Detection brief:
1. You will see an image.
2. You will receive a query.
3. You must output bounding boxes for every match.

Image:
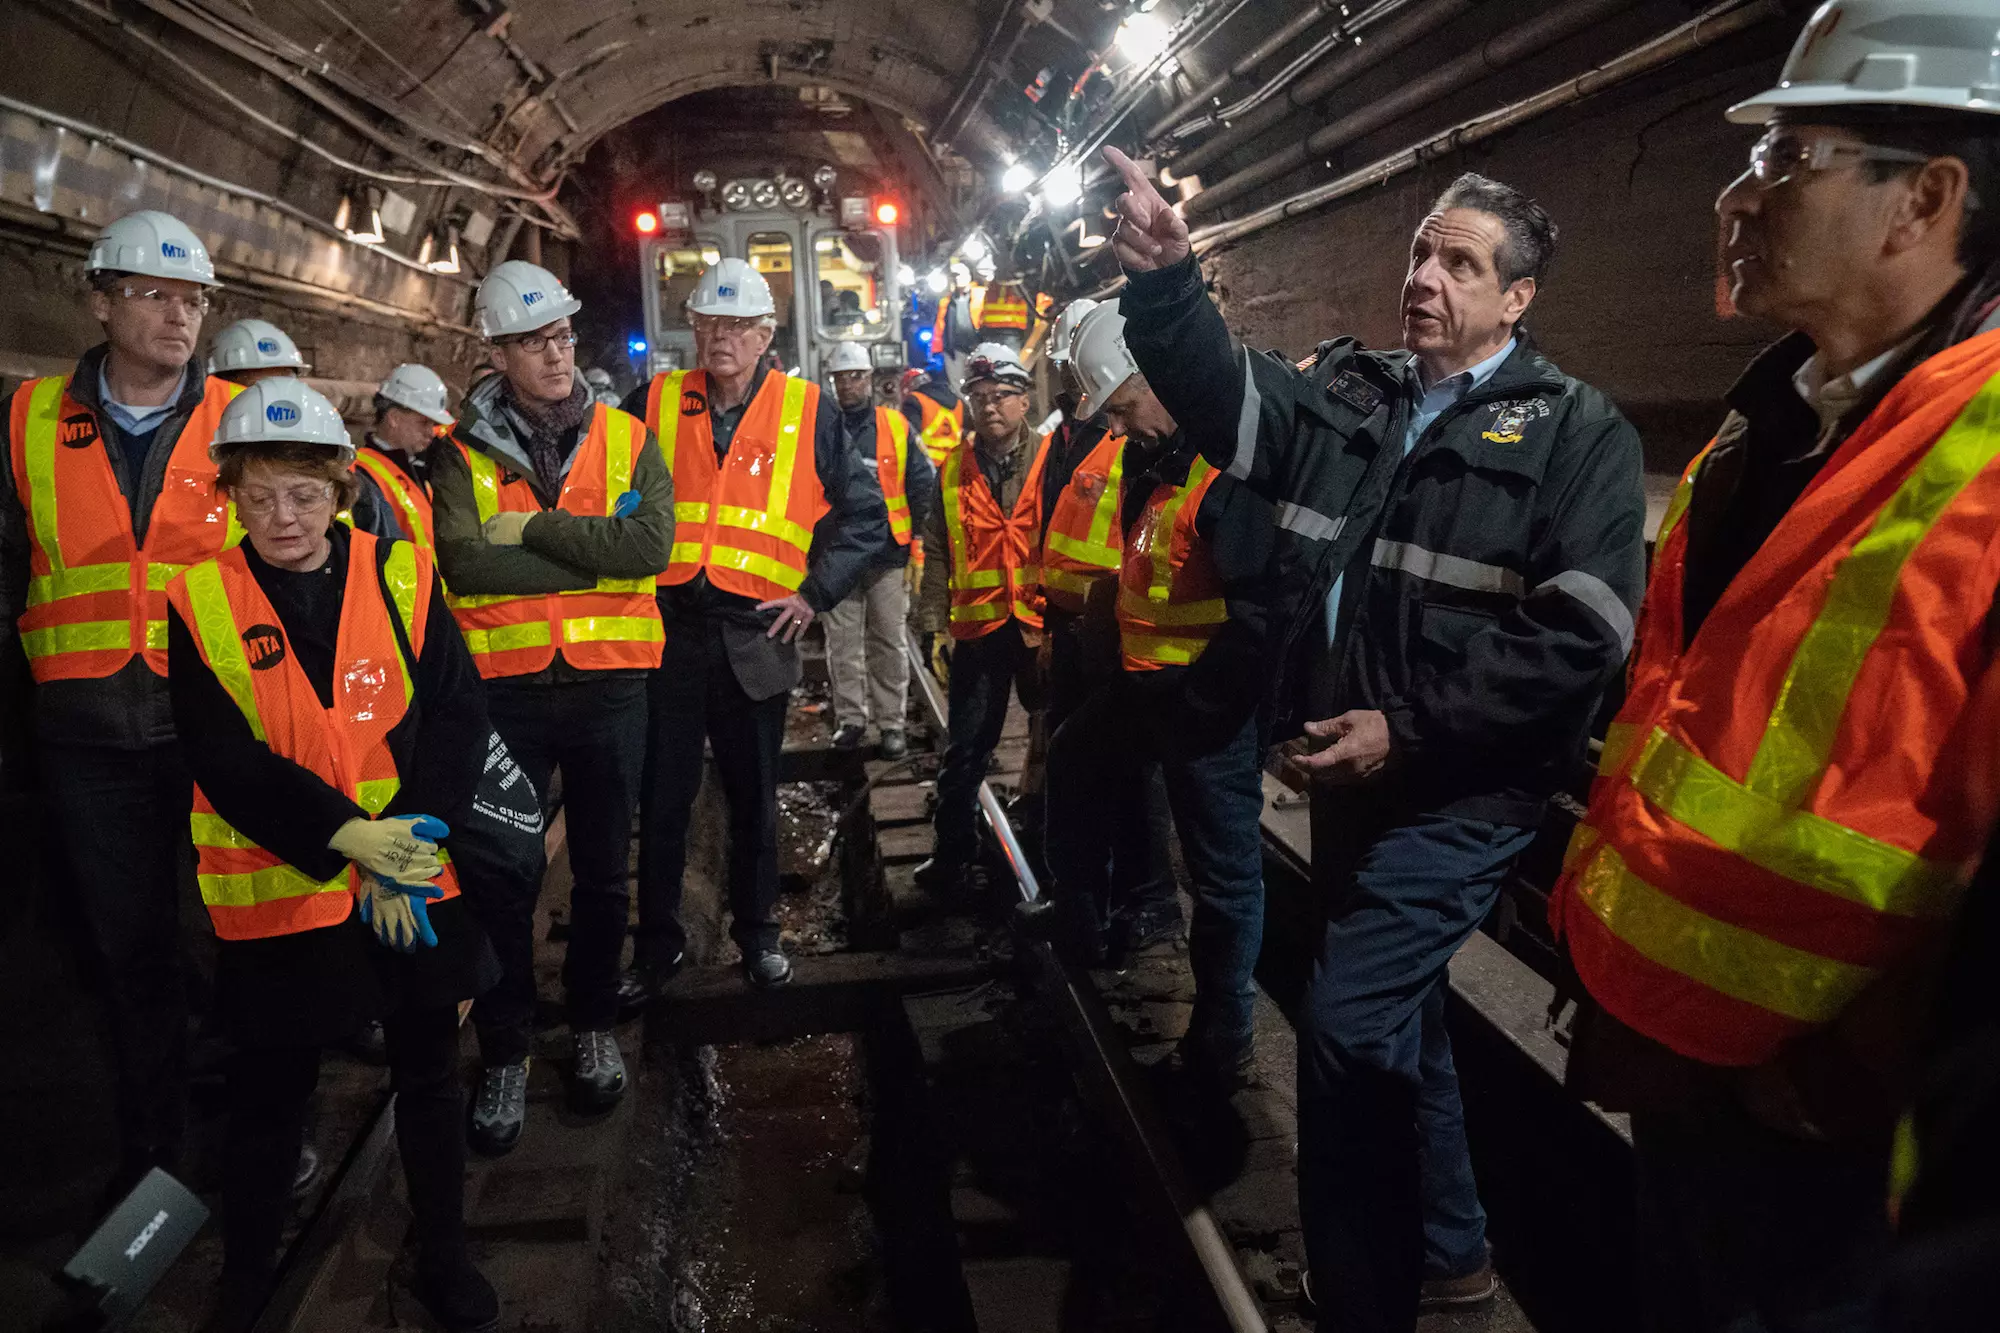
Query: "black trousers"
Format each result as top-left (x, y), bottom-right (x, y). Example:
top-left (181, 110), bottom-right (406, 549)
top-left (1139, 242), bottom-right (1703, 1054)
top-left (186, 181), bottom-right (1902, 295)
top-left (637, 616), bottom-right (787, 962)
top-left (933, 622), bottom-right (1035, 867)
top-left (479, 677), bottom-right (645, 1056)
top-left (38, 741), bottom-right (192, 1184)
top-left (223, 1004), bottom-right (466, 1286)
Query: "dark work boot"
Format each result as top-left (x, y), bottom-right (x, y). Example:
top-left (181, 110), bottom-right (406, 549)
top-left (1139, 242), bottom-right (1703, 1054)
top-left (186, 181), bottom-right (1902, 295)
top-left (911, 857), bottom-right (967, 895)
top-left (879, 728), bottom-right (909, 760)
top-left (832, 722), bottom-right (866, 750)
top-left (414, 1251), bottom-right (501, 1333)
top-left (467, 1060), bottom-right (528, 1157)
top-left (570, 1031), bottom-right (626, 1112)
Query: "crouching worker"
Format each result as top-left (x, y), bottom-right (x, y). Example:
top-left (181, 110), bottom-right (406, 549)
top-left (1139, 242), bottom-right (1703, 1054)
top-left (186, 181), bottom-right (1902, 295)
top-left (166, 380), bottom-right (502, 1333)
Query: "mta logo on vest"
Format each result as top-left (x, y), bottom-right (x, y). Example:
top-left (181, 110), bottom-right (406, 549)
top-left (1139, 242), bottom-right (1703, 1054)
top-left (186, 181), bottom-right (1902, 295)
top-left (160, 241), bottom-right (188, 260)
top-left (522, 290), bottom-right (543, 307)
top-left (241, 624), bottom-right (286, 671)
top-left (265, 402), bottom-right (299, 426)
top-left (256, 338), bottom-right (280, 355)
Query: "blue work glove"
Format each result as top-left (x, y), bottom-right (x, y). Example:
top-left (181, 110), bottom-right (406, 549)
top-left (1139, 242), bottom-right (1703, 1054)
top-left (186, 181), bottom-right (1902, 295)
top-left (612, 489), bottom-right (641, 518)
top-left (357, 872), bottom-right (443, 952)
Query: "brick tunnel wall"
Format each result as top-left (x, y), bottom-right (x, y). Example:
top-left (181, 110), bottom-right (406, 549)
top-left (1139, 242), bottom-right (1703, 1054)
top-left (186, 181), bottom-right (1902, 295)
top-left (1193, 5), bottom-right (1799, 479)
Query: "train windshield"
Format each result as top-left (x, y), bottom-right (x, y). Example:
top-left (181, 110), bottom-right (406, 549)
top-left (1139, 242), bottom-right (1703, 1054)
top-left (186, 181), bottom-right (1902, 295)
top-left (653, 240), bottom-right (722, 332)
top-left (746, 232), bottom-right (799, 370)
top-left (814, 230), bottom-right (890, 340)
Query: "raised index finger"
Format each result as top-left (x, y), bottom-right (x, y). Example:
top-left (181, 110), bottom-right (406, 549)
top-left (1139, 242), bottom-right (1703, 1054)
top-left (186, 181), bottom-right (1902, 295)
top-left (1102, 146), bottom-right (1156, 199)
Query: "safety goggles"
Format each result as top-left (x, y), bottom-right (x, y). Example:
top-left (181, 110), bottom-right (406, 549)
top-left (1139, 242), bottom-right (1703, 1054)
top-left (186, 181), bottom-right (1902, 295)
top-left (966, 386), bottom-right (1026, 409)
top-left (234, 482), bottom-right (336, 518)
top-left (113, 285), bottom-right (211, 317)
top-left (1746, 130), bottom-right (1933, 189)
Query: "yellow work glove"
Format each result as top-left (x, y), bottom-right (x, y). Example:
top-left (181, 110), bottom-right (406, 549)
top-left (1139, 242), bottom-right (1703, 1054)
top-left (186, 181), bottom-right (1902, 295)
top-left (357, 872), bottom-right (443, 953)
top-left (328, 814), bottom-right (445, 887)
top-left (482, 511), bottom-right (532, 546)
top-left (927, 631), bottom-right (952, 689)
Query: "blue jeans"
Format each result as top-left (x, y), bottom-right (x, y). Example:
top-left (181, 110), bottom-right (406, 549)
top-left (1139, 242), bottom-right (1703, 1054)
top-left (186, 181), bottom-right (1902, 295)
top-left (1299, 801), bottom-right (1532, 1333)
top-left (1046, 671), bottom-right (1265, 1053)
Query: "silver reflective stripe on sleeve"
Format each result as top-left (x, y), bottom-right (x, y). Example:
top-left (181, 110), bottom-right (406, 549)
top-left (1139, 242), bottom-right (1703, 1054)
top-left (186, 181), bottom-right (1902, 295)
top-left (1275, 502), bottom-right (1344, 542)
top-left (1371, 539), bottom-right (1526, 597)
top-left (1536, 569), bottom-right (1635, 655)
top-left (1230, 344), bottom-right (1260, 481)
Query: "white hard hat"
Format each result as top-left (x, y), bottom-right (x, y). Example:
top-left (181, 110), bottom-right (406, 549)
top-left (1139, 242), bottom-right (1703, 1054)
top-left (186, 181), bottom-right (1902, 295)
top-left (1728, 0), bottom-right (2000, 124)
top-left (1070, 303), bottom-right (1140, 421)
top-left (208, 319), bottom-right (306, 375)
top-left (89, 209), bottom-right (219, 287)
top-left (686, 257), bottom-right (776, 318)
top-left (210, 379), bottom-right (354, 466)
top-left (961, 341), bottom-right (1032, 393)
top-left (1047, 298), bottom-right (1099, 365)
top-left (825, 341), bottom-right (873, 375)
top-left (584, 367), bottom-right (613, 388)
top-left (377, 363), bottom-right (454, 426)
top-left (476, 260), bottom-right (582, 339)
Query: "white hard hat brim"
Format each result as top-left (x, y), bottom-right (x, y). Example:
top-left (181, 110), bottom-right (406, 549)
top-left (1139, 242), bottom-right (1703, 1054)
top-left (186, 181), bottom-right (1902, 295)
top-left (384, 395), bottom-right (454, 426)
top-left (1075, 370), bottom-right (1135, 423)
top-left (1727, 83), bottom-right (2000, 124)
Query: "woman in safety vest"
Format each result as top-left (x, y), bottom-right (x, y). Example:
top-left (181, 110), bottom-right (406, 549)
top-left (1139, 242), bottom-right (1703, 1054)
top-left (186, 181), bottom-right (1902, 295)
top-left (166, 380), bottom-right (502, 1333)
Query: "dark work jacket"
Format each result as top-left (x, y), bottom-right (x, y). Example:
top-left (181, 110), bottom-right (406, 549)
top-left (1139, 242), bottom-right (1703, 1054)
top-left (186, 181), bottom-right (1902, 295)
top-left (348, 438), bottom-right (429, 543)
top-left (0, 345), bottom-right (217, 750)
top-left (166, 525), bottom-right (494, 1046)
top-left (1118, 432), bottom-right (1276, 754)
top-left (838, 399), bottom-right (935, 572)
top-left (1041, 413), bottom-right (1110, 534)
top-left (624, 365), bottom-right (890, 701)
top-left (1122, 255), bottom-right (1646, 827)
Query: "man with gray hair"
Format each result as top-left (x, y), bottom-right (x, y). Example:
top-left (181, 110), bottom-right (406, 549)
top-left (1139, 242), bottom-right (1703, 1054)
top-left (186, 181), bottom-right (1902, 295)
top-left (1107, 148), bottom-right (1646, 1331)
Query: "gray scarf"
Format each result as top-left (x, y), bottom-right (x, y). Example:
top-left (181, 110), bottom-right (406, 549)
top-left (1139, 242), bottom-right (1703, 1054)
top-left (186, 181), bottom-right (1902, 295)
top-left (503, 377), bottom-right (592, 497)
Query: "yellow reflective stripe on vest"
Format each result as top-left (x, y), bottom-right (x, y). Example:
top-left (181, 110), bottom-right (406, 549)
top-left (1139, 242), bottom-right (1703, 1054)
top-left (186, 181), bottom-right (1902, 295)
top-left (1598, 721), bottom-right (1638, 777)
top-left (602, 408), bottom-right (636, 495)
top-left (1046, 530), bottom-right (1121, 570)
top-left (951, 601), bottom-right (1010, 624)
top-left (762, 376), bottom-right (808, 522)
top-left (1121, 632), bottom-right (1209, 664)
top-left (20, 620), bottom-right (131, 658)
top-left (703, 545), bottom-right (805, 592)
top-left (1119, 587), bottom-right (1226, 625)
top-left (655, 371), bottom-right (688, 471)
top-left (1147, 459), bottom-right (1210, 603)
top-left (382, 541), bottom-right (421, 705)
top-left (28, 561), bottom-right (129, 603)
top-left (182, 560), bottom-right (266, 743)
top-left (957, 569), bottom-right (1004, 589)
top-left (461, 621), bottom-right (554, 655)
top-left (941, 448), bottom-right (975, 592)
top-left (197, 858), bottom-right (347, 907)
top-left (1042, 567), bottom-right (1098, 594)
top-left (355, 776), bottom-right (401, 815)
top-left (1748, 370), bottom-right (2000, 807)
top-left (464, 448), bottom-right (501, 524)
top-left (564, 614), bottom-right (666, 645)
top-left (715, 504), bottom-right (813, 554)
top-left (1628, 726), bottom-right (1963, 919)
top-left (21, 377), bottom-right (66, 576)
top-left (1654, 448), bottom-right (1706, 551)
top-left (675, 502), bottom-right (710, 525)
top-left (1572, 842), bottom-right (1876, 1024)
top-left (356, 451), bottom-right (429, 549)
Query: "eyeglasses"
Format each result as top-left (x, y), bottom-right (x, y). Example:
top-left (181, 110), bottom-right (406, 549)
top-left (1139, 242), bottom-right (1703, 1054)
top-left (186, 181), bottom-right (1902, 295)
top-left (113, 285), bottom-right (211, 317)
top-left (501, 328), bottom-right (578, 355)
top-left (690, 313), bottom-right (769, 341)
top-left (234, 482), bottom-right (336, 518)
top-left (1745, 131), bottom-right (1933, 189)
top-left (967, 387), bottom-right (1026, 409)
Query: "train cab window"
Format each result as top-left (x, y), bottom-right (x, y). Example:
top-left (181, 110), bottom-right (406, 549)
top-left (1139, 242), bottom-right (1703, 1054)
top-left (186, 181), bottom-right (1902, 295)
top-left (654, 241), bottom-right (723, 331)
top-left (746, 232), bottom-right (798, 368)
top-left (815, 231), bottom-right (889, 340)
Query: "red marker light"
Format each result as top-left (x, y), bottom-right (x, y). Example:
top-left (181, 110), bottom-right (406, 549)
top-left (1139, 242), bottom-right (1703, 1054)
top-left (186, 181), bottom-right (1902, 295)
top-left (874, 200), bottom-right (900, 226)
top-left (634, 211), bottom-right (659, 234)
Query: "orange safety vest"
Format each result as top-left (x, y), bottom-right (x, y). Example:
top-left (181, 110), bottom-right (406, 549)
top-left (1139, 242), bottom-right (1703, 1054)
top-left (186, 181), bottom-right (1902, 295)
top-left (911, 391), bottom-right (964, 466)
top-left (168, 530), bottom-right (460, 942)
top-left (872, 406), bottom-right (915, 546)
top-left (646, 369), bottom-right (828, 602)
top-left (353, 446), bottom-right (434, 551)
top-left (969, 283), bottom-right (1031, 333)
top-left (445, 405), bottom-right (664, 679)
top-left (1118, 457), bottom-right (1226, 670)
top-left (7, 373), bottom-right (242, 681)
top-left (1552, 333), bottom-right (2000, 1068)
top-left (940, 432), bottom-right (1048, 640)
top-left (1039, 429), bottom-right (1126, 615)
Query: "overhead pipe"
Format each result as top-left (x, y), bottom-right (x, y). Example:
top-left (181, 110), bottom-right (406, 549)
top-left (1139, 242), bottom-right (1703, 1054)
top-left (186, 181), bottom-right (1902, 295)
top-left (1066, 0), bottom-right (1259, 171)
top-left (1185, 0), bottom-right (1786, 250)
top-left (1166, 0), bottom-right (1471, 180)
top-left (1184, 0), bottom-right (1647, 218)
top-left (1146, 0), bottom-right (1349, 141)
top-left (935, 0), bottom-right (1033, 154)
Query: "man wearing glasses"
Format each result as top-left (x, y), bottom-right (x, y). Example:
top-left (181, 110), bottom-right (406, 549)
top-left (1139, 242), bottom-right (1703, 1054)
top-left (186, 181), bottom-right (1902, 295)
top-left (913, 343), bottom-right (1051, 894)
top-left (1547, 6), bottom-right (2000, 1329)
top-left (432, 260), bottom-right (675, 1155)
top-left (627, 257), bottom-right (887, 998)
top-left (0, 209), bottom-right (241, 1195)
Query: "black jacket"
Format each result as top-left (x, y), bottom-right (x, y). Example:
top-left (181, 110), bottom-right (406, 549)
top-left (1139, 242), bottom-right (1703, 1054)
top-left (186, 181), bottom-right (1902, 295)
top-left (1122, 256), bottom-right (1646, 826)
top-left (348, 438), bottom-right (429, 544)
top-left (0, 345), bottom-right (219, 750)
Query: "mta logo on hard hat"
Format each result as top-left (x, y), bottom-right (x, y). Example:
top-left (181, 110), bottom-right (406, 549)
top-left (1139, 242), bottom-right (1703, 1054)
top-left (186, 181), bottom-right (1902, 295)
top-left (161, 241), bottom-right (188, 260)
top-left (522, 290), bottom-right (543, 306)
top-left (266, 402), bottom-right (299, 426)
top-left (718, 285), bottom-right (736, 298)
top-left (256, 338), bottom-right (280, 355)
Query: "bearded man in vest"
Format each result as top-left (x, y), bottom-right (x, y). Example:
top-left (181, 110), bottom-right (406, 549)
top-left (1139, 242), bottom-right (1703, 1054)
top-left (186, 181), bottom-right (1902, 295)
top-left (1546, 8), bottom-right (2000, 1330)
top-left (351, 364), bottom-right (456, 552)
top-left (0, 209), bottom-right (241, 1192)
top-left (622, 259), bottom-right (887, 998)
top-left (431, 261), bottom-right (674, 1156)
top-left (821, 340), bottom-right (934, 760)
top-left (913, 343), bottom-right (1052, 893)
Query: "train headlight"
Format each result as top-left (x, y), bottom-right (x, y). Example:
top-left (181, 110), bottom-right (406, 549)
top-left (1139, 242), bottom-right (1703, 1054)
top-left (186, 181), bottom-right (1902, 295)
top-left (812, 165), bottom-right (839, 189)
top-left (721, 179), bottom-right (752, 211)
top-left (750, 179), bottom-right (780, 210)
top-left (778, 176), bottom-right (813, 210)
top-left (692, 169), bottom-right (719, 193)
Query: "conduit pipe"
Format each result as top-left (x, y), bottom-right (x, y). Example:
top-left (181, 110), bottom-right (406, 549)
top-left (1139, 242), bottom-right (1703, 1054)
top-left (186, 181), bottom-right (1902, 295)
top-left (1183, 0), bottom-right (1646, 218)
top-left (1185, 0), bottom-right (1785, 250)
top-left (1146, 0), bottom-right (1349, 140)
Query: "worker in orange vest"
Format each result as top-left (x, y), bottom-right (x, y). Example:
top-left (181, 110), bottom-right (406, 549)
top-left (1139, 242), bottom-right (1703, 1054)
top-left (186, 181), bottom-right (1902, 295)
top-left (901, 367), bottom-right (966, 465)
top-left (1036, 303), bottom-right (1275, 1072)
top-left (165, 380), bottom-right (502, 1333)
top-left (351, 363), bottom-right (456, 551)
top-left (432, 260), bottom-right (673, 1156)
top-left (913, 343), bottom-right (1051, 892)
top-left (1548, 10), bottom-right (2000, 1328)
top-left (0, 209), bottom-right (240, 1193)
top-left (625, 259), bottom-right (887, 998)
top-left (821, 341), bottom-right (934, 759)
